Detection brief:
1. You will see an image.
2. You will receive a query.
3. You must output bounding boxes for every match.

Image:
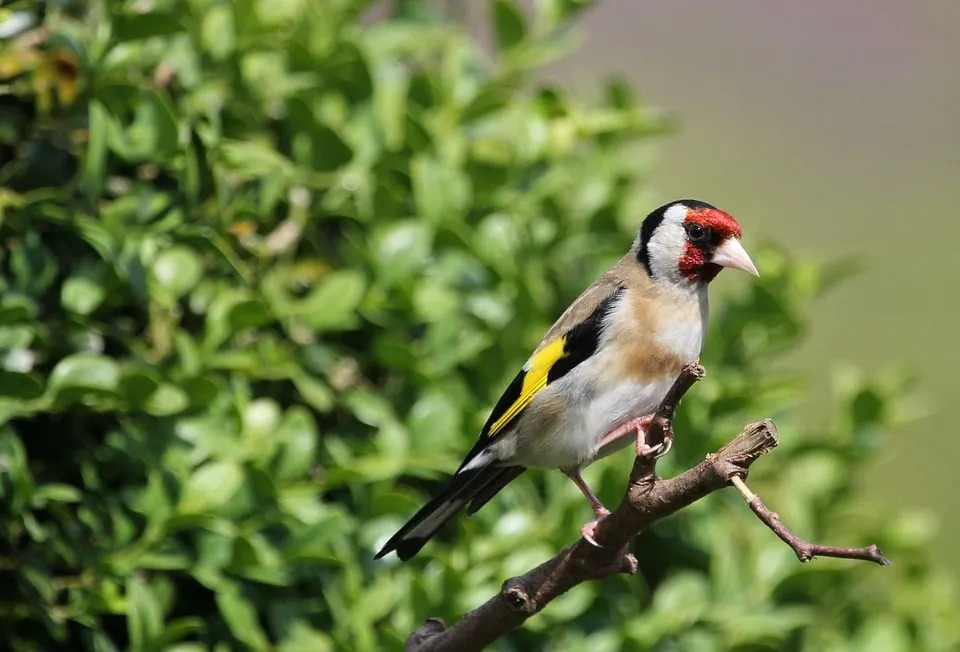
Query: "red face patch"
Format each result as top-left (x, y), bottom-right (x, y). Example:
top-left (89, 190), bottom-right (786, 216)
top-left (678, 207), bottom-right (743, 282)
top-left (678, 242), bottom-right (705, 278)
top-left (684, 208), bottom-right (743, 239)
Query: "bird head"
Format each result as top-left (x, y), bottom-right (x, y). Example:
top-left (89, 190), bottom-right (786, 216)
top-left (635, 199), bottom-right (758, 286)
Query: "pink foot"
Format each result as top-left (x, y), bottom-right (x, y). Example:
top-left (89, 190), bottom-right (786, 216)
top-left (636, 424), bottom-right (674, 459)
top-left (597, 415), bottom-right (655, 451)
top-left (581, 507), bottom-right (611, 548)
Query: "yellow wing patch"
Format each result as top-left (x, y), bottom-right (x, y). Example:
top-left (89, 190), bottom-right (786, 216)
top-left (487, 337), bottom-right (567, 437)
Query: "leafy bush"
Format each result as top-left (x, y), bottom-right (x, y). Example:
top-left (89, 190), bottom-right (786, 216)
top-left (1, 1), bottom-right (957, 650)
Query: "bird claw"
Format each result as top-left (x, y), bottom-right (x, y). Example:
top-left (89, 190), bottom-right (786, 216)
top-left (581, 508), bottom-right (610, 548)
top-left (636, 428), bottom-right (674, 459)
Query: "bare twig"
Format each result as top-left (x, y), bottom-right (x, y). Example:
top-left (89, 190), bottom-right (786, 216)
top-left (729, 476), bottom-right (890, 566)
top-left (405, 362), bottom-right (888, 651)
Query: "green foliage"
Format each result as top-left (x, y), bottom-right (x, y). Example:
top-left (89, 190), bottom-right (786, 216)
top-left (0, 1), bottom-right (956, 650)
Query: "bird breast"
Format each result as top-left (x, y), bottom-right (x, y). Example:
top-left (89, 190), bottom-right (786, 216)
top-left (511, 286), bottom-right (708, 470)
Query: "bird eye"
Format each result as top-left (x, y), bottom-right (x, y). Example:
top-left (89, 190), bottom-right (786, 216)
top-left (685, 223), bottom-right (706, 242)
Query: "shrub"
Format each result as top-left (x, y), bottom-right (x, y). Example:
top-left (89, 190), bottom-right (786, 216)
top-left (0, 1), bottom-right (956, 649)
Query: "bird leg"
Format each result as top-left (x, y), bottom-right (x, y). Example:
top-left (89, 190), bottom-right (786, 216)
top-left (564, 469), bottom-right (607, 515)
top-left (596, 414), bottom-right (671, 458)
top-left (596, 414), bottom-right (654, 451)
top-left (565, 414), bottom-right (676, 548)
top-left (563, 469), bottom-right (610, 547)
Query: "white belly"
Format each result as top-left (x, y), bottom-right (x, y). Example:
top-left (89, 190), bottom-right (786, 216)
top-left (510, 357), bottom-right (676, 470)
top-left (500, 285), bottom-right (708, 471)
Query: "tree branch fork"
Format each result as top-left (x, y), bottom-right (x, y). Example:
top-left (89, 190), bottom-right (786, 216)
top-left (406, 363), bottom-right (890, 652)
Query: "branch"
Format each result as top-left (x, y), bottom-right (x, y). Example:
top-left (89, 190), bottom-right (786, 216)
top-left (729, 476), bottom-right (890, 566)
top-left (405, 363), bottom-right (888, 651)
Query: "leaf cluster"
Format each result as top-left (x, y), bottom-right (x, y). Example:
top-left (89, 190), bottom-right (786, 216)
top-left (0, 1), bottom-right (956, 650)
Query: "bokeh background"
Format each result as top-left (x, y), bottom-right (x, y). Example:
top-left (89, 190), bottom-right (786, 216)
top-left (2, 1), bottom-right (959, 649)
top-left (544, 0), bottom-right (960, 562)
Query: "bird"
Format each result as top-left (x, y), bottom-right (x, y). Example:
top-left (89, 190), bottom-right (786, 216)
top-left (375, 199), bottom-right (759, 560)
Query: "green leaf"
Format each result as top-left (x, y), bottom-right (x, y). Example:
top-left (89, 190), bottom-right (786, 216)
top-left (344, 388), bottom-right (395, 427)
top-left (127, 576), bottom-right (164, 651)
top-left (118, 370), bottom-right (160, 407)
top-left (410, 154), bottom-right (470, 222)
top-left (143, 383), bottom-right (190, 416)
top-left (48, 354), bottom-right (121, 394)
top-left (372, 62), bottom-right (409, 151)
top-left (61, 275), bottom-right (106, 315)
top-left (273, 406), bottom-right (318, 480)
top-left (372, 220), bottom-right (434, 281)
top-left (243, 398), bottom-right (282, 439)
top-left (0, 370), bottom-right (43, 400)
top-left (84, 100), bottom-right (108, 200)
top-left (10, 231), bottom-right (58, 296)
top-left (494, 0), bottom-right (527, 51)
top-left (292, 270), bottom-right (366, 331)
top-left (278, 620), bottom-right (334, 652)
top-left (291, 372), bottom-right (334, 412)
top-left (178, 462), bottom-right (244, 514)
top-left (0, 297), bottom-right (35, 324)
top-left (215, 581), bottom-right (270, 650)
top-left (113, 11), bottom-right (184, 42)
top-left (74, 217), bottom-right (117, 261)
top-left (182, 376), bottom-right (220, 409)
top-left (153, 246), bottom-right (203, 298)
top-left (652, 572), bottom-right (709, 627)
top-left (219, 141), bottom-right (297, 181)
top-left (852, 387), bottom-right (885, 427)
top-left (228, 299), bottom-right (274, 332)
top-left (312, 125), bottom-right (353, 171)
top-left (407, 391), bottom-right (461, 451)
top-left (32, 483), bottom-right (82, 505)
top-left (201, 4), bottom-right (236, 60)
top-left (203, 292), bottom-right (276, 350)
top-left (109, 91), bottom-right (180, 162)
top-left (151, 618), bottom-right (206, 649)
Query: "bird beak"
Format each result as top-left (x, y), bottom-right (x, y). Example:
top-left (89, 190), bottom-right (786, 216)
top-left (711, 237), bottom-right (759, 276)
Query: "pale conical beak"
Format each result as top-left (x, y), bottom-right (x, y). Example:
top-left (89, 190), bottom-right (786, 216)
top-left (711, 237), bottom-right (759, 276)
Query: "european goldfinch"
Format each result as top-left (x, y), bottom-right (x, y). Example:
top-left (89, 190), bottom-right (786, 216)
top-left (376, 199), bottom-right (759, 560)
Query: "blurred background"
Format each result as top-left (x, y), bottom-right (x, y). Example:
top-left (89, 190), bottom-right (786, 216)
top-left (2, 1), bottom-right (958, 649)
top-left (543, 0), bottom-right (960, 562)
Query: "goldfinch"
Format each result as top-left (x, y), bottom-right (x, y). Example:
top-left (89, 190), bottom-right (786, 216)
top-left (376, 199), bottom-right (759, 560)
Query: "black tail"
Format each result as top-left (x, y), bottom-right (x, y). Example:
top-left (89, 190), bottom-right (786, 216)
top-left (375, 464), bottom-right (525, 560)
top-left (467, 466), bottom-right (525, 515)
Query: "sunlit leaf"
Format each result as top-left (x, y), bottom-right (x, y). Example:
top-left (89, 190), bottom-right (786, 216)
top-left (179, 462), bottom-right (244, 514)
top-left (61, 275), bottom-right (105, 315)
top-left (127, 576), bottom-right (164, 650)
top-left (292, 270), bottom-right (366, 331)
top-left (48, 354), bottom-right (120, 393)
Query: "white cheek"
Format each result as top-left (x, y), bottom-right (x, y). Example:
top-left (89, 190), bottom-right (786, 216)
top-left (647, 223), bottom-right (687, 282)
